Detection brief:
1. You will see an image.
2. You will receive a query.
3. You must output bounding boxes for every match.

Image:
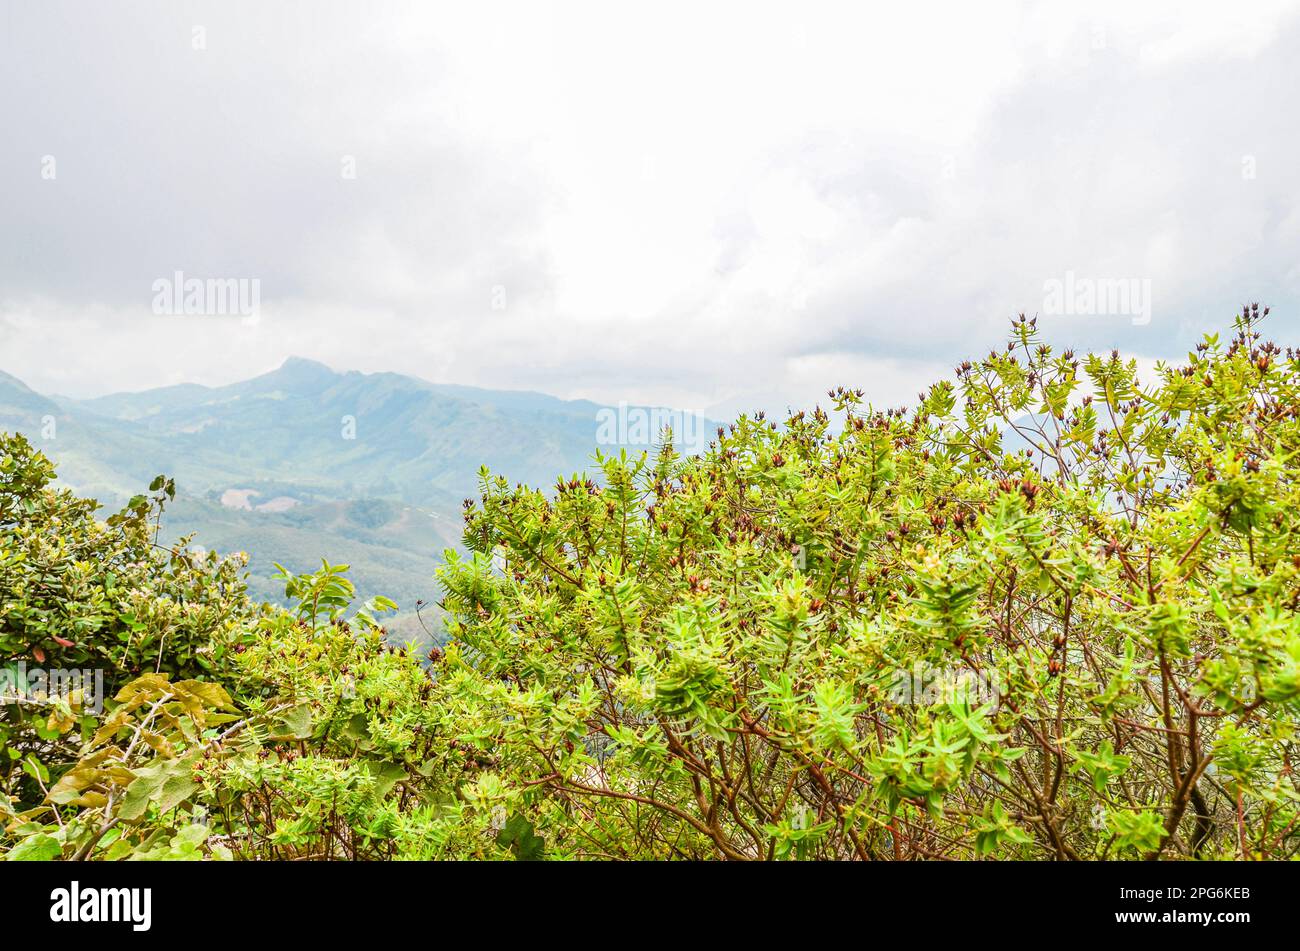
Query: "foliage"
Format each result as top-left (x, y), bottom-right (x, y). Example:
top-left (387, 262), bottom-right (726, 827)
top-left (4, 306), bottom-right (1300, 860)
top-left (435, 305), bottom-right (1300, 859)
top-left (1, 436), bottom-right (253, 816)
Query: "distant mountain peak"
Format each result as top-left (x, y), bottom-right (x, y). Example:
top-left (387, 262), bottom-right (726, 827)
top-left (259, 356), bottom-right (340, 392)
top-left (278, 356), bottom-right (334, 373)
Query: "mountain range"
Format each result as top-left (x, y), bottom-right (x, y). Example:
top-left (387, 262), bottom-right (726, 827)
top-left (0, 359), bottom-right (716, 641)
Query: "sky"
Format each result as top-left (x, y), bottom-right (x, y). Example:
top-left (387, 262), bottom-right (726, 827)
top-left (2, 0), bottom-right (1300, 419)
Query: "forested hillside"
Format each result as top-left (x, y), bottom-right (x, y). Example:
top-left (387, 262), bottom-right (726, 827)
top-left (3, 308), bottom-right (1299, 860)
top-left (0, 359), bottom-right (714, 637)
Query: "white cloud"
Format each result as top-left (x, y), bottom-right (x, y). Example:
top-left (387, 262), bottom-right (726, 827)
top-left (2, 0), bottom-right (1299, 416)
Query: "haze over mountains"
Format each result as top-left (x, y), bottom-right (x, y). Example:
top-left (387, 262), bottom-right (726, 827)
top-left (0, 358), bottom-right (714, 638)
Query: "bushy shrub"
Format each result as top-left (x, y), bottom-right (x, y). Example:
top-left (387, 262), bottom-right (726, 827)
top-left (1, 435), bottom-right (254, 825)
top-left (435, 306), bottom-right (1300, 859)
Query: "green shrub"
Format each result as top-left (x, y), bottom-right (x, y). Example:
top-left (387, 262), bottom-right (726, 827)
top-left (1, 435), bottom-right (255, 823)
top-left (434, 306), bottom-right (1300, 859)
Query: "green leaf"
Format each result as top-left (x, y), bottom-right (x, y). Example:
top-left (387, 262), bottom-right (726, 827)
top-left (495, 813), bottom-right (546, 861)
top-left (268, 704), bottom-right (313, 741)
top-left (119, 758), bottom-right (198, 821)
top-left (5, 833), bottom-right (62, 861)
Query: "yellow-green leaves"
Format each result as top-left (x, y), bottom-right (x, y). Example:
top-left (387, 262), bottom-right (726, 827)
top-left (1073, 741), bottom-right (1131, 794)
top-left (1107, 809), bottom-right (1165, 855)
top-left (811, 680), bottom-right (859, 751)
top-left (118, 757), bottom-right (199, 821)
top-left (651, 606), bottom-right (732, 740)
top-left (971, 801), bottom-right (1032, 856)
top-left (3, 831), bottom-right (61, 861)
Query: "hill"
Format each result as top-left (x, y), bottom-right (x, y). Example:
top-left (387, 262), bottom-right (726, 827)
top-left (1, 360), bottom-right (715, 638)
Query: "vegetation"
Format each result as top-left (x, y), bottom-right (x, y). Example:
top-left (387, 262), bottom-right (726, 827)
top-left (3, 307), bottom-right (1300, 860)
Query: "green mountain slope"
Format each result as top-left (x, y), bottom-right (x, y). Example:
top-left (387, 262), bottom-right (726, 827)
top-left (58, 358), bottom-right (706, 505)
top-left (2, 360), bottom-right (715, 641)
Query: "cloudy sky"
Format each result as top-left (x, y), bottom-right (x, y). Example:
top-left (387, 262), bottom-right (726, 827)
top-left (2, 0), bottom-right (1299, 417)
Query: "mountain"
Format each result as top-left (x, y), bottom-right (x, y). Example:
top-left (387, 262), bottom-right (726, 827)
top-left (52, 358), bottom-right (601, 505)
top-left (1, 369), bottom-right (188, 502)
top-left (1, 361), bottom-right (716, 642)
top-left (0, 369), bottom-right (59, 415)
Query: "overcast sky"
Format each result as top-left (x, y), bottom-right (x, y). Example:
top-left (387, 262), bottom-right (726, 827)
top-left (3, 0), bottom-right (1299, 417)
